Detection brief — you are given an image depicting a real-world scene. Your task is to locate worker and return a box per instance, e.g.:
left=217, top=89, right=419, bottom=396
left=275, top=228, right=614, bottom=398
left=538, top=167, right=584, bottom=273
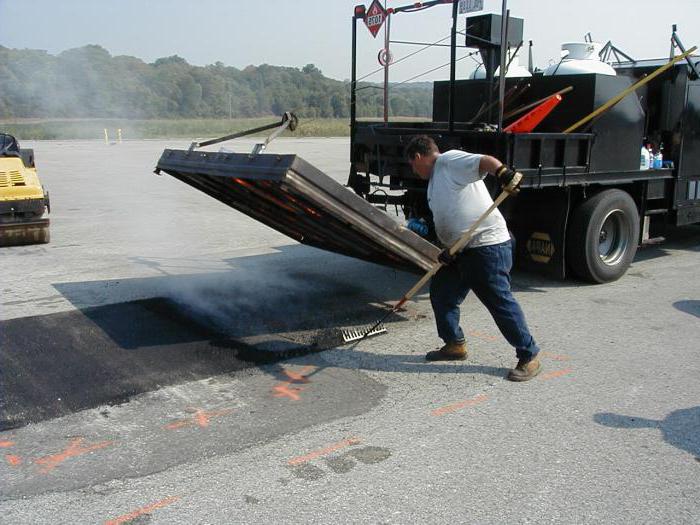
left=0, top=133, right=20, bottom=157
left=405, top=135, right=542, bottom=382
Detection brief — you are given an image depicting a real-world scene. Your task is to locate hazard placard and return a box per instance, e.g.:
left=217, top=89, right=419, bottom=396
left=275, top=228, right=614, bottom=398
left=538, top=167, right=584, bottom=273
left=364, top=0, right=387, bottom=38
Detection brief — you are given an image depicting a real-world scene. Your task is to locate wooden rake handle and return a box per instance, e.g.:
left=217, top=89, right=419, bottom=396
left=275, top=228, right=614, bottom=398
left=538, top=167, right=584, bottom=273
left=564, top=46, right=697, bottom=133
left=397, top=172, right=522, bottom=308
left=354, top=173, right=522, bottom=346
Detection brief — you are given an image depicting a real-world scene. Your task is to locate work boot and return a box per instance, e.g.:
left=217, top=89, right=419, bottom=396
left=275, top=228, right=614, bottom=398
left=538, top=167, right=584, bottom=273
left=426, top=341, right=468, bottom=361
left=506, top=357, right=542, bottom=382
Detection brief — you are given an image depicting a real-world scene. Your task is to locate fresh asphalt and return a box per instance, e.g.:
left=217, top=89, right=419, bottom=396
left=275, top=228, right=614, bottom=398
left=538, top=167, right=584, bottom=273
left=1, top=139, right=698, bottom=523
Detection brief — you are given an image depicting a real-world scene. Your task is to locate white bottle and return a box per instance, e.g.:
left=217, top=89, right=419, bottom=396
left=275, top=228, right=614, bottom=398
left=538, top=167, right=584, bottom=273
left=647, top=145, right=654, bottom=169
left=640, top=146, right=650, bottom=170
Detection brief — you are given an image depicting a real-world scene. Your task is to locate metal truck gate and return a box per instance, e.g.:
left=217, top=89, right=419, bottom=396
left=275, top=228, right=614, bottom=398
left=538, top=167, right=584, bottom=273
left=156, top=149, right=440, bottom=274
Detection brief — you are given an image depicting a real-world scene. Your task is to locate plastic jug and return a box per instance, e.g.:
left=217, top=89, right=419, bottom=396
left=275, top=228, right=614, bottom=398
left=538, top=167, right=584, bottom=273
left=640, top=146, right=650, bottom=170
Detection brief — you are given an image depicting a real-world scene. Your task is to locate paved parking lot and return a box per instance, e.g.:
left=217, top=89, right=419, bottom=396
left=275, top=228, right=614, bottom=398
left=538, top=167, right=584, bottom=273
left=1, top=138, right=698, bottom=523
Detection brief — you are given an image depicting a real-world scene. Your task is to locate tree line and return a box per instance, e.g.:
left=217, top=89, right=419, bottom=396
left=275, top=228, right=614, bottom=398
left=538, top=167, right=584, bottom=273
left=0, top=45, right=432, bottom=120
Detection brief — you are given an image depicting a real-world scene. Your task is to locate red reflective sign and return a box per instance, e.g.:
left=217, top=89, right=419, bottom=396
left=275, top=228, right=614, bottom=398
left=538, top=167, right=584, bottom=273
left=364, top=0, right=386, bottom=38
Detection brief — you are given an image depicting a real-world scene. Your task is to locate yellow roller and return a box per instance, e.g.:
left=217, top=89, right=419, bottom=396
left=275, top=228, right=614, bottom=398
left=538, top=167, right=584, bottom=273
left=0, top=133, right=50, bottom=247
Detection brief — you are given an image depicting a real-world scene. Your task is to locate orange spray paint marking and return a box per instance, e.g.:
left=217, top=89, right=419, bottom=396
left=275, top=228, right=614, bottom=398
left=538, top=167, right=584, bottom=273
left=541, top=351, right=571, bottom=362
left=468, top=330, right=498, bottom=342
left=287, top=438, right=361, bottom=466
left=104, top=496, right=179, bottom=525
left=539, top=368, right=574, bottom=381
left=165, top=420, right=190, bottom=430
left=35, top=438, right=113, bottom=474
left=272, top=384, right=304, bottom=401
left=283, top=370, right=310, bottom=383
left=431, top=394, right=489, bottom=417
left=164, top=408, right=233, bottom=430
left=272, top=366, right=316, bottom=400
left=5, top=454, right=22, bottom=466
left=1, top=440, right=21, bottom=465
left=282, top=365, right=316, bottom=383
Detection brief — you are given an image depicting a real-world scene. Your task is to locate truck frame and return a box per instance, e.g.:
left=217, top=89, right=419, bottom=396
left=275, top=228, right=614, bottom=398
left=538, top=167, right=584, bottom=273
left=347, top=2, right=700, bottom=283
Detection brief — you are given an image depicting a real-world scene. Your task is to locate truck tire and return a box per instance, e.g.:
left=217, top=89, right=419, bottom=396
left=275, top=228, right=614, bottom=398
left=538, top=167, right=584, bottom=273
left=567, top=189, right=640, bottom=283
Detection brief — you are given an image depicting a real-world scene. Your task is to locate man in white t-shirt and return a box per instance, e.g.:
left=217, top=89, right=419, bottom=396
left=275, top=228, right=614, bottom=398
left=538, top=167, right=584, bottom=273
left=405, top=135, right=542, bottom=382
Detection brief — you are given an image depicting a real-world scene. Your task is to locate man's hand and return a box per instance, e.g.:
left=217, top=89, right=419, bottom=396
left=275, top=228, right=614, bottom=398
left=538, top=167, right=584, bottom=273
left=495, top=164, right=522, bottom=194
left=438, top=249, right=455, bottom=266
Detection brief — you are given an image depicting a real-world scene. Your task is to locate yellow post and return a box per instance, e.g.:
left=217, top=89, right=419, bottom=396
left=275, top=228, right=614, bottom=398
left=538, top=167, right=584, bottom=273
left=117, top=129, right=122, bottom=144
left=103, top=129, right=109, bottom=144
left=564, top=46, right=697, bottom=133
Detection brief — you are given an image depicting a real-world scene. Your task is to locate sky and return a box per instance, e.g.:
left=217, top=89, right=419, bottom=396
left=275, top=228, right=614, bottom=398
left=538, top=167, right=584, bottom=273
left=0, top=0, right=698, bottom=83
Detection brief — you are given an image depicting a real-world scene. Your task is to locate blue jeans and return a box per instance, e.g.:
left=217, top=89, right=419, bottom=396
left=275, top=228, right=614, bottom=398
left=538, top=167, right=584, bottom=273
left=429, top=240, right=540, bottom=360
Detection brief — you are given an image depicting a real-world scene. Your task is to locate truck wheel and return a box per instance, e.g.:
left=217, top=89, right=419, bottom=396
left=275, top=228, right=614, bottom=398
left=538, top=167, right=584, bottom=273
left=567, top=189, right=640, bottom=283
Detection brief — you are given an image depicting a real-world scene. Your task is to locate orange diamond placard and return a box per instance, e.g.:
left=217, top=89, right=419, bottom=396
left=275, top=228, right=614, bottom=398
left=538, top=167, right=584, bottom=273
left=364, top=0, right=386, bottom=38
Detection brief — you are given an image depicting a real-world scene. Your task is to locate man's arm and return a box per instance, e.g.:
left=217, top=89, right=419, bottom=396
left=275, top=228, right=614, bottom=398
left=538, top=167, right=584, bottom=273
left=478, top=155, right=502, bottom=176
left=479, top=155, right=521, bottom=194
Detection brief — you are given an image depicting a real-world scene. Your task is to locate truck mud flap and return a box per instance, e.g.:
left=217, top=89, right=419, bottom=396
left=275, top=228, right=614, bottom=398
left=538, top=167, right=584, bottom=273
left=510, top=188, right=569, bottom=280
left=156, top=150, right=440, bottom=273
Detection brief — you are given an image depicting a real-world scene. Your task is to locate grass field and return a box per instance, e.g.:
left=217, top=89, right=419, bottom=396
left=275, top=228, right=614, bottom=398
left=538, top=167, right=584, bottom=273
left=0, top=116, right=431, bottom=140
left=0, top=117, right=357, bottom=140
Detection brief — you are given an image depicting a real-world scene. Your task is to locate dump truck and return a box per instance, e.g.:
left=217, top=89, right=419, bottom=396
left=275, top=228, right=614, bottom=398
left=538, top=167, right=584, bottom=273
left=0, top=133, right=50, bottom=247
left=157, top=3, right=699, bottom=284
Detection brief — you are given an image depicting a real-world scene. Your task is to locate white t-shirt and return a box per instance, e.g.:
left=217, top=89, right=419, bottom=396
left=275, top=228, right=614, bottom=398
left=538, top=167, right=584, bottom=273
left=427, top=150, right=511, bottom=249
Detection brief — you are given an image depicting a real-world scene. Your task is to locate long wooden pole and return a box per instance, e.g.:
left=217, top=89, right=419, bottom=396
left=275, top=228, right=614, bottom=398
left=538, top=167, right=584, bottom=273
left=398, top=173, right=521, bottom=305
left=564, top=46, right=697, bottom=133
left=353, top=174, right=522, bottom=344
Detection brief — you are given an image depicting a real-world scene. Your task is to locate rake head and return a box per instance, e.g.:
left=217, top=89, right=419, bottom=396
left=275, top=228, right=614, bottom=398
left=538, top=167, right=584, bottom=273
left=341, top=323, right=387, bottom=343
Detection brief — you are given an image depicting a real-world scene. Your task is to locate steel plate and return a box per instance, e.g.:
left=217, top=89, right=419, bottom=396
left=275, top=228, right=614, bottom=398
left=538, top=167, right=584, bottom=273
left=156, top=150, right=439, bottom=273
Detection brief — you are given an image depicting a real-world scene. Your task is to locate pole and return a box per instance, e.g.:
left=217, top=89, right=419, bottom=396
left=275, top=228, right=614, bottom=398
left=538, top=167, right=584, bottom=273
left=383, top=9, right=391, bottom=123
left=192, top=114, right=294, bottom=150
left=497, top=2, right=509, bottom=130
left=668, top=26, right=700, bottom=79
left=448, top=0, right=458, bottom=132
left=564, top=46, right=697, bottom=133
left=355, top=173, right=522, bottom=345
left=670, top=24, right=677, bottom=60
left=351, top=11, right=358, bottom=142
left=400, top=176, right=519, bottom=303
